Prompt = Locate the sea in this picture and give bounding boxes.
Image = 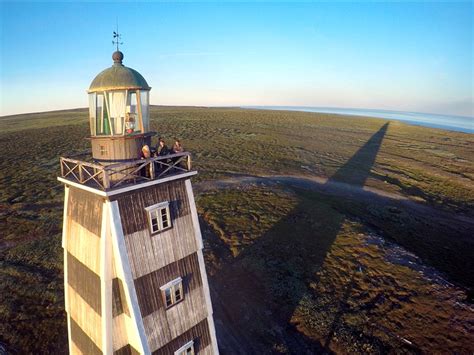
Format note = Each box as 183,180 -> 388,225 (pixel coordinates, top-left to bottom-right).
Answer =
243,106 -> 473,134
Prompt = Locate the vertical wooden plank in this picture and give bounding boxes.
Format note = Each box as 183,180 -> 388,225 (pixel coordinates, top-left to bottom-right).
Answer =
101,201 -> 113,355
60,158 -> 65,177
187,155 -> 191,171
186,179 -> 219,354
62,185 -> 72,354
150,161 -> 155,180
79,164 -> 84,183
109,200 -> 150,355
103,169 -> 110,189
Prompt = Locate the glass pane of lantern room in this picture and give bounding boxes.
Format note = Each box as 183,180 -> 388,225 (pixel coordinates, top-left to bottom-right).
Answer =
140,91 -> 149,131
125,92 -> 138,134
96,94 -> 104,135
88,93 -> 96,135
96,94 -> 111,135
102,94 -> 111,135
107,91 -> 126,135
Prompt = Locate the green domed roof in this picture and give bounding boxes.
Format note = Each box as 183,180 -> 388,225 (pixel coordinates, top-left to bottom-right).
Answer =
88,51 -> 150,92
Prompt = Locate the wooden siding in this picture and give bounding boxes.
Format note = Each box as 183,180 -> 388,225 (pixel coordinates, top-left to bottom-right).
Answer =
134,253 -> 202,317
113,277 -> 130,317
138,254 -> 209,350
67,219 -> 101,275
151,319 -> 212,355
70,317 -> 102,355
114,179 -> 198,278
114,344 -> 141,355
113,179 -> 190,235
113,313 -> 129,351
67,252 -> 101,315
68,187 -> 103,236
91,135 -> 151,162
68,285 -> 102,349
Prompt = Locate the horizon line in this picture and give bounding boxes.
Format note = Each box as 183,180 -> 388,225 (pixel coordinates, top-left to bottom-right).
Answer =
1,104 -> 472,120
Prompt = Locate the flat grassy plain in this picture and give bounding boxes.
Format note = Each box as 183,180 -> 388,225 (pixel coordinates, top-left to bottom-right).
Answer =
0,106 -> 473,353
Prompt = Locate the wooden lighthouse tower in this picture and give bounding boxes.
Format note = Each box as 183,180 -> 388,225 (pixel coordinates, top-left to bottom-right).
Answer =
58,47 -> 219,355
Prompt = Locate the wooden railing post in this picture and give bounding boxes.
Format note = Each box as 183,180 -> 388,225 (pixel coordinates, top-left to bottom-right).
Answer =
103,169 -> 110,190
60,158 -> 65,177
187,154 -> 191,171
149,160 -> 155,179
78,163 -> 84,183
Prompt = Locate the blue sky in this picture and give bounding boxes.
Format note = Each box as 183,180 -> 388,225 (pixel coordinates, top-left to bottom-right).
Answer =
0,1 -> 472,117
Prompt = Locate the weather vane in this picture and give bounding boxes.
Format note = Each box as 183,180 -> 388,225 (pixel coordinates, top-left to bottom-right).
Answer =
112,23 -> 123,51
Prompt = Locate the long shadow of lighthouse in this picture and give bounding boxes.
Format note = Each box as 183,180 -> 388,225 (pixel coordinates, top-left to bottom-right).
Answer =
210,123 -> 390,353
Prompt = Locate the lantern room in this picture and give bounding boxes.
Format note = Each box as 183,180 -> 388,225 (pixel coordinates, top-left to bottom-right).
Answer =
88,51 -> 153,162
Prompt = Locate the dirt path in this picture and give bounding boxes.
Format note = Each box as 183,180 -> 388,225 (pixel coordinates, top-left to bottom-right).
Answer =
196,173 -> 474,228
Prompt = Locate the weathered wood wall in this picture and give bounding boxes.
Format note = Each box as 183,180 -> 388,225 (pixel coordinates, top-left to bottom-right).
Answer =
67,284 -> 102,349
91,135 -> 151,162
64,177 -> 216,354
67,187 -> 103,236
138,254 -> 208,351
113,277 -> 130,317
70,317 -> 102,355
114,343 -> 141,355
65,187 -> 104,353
114,180 -> 197,279
113,179 -> 214,353
152,319 -> 212,355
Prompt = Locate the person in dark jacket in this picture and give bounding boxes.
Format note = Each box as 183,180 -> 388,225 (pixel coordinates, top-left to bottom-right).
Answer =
156,138 -> 169,156
155,138 -> 170,175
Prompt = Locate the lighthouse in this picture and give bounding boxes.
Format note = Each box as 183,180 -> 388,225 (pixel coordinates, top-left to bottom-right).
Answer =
58,47 -> 218,354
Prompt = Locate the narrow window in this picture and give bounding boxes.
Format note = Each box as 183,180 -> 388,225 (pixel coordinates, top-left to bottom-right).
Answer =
88,93 -> 96,136
96,94 -> 104,135
174,340 -> 194,355
146,202 -> 171,234
160,277 -> 184,309
99,145 -> 108,156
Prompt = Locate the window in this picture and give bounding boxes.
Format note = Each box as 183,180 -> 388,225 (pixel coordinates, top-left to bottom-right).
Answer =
140,90 -> 149,131
127,92 -> 140,133
99,145 -> 108,156
95,94 -> 111,135
88,93 -> 96,135
174,340 -> 194,355
146,202 -> 171,234
107,90 -> 126,135
160,277 -> 184,308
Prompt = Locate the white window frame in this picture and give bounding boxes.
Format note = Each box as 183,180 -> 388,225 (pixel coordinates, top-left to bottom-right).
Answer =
174,340 -> 194,355
145,201 -> 171,234
160,277 -> 184,309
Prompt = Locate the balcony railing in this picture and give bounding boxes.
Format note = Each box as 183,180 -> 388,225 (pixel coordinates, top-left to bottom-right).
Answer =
59,152 -> 192,190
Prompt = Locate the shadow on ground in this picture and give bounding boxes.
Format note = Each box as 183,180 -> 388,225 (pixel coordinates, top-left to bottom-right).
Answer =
208,124 -> 390,353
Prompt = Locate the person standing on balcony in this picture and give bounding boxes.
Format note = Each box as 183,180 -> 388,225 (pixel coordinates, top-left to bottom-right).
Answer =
141,145 -> 151,159
172,139 -> 184,154
156,138 -> 169,156
140,145 -> 152,178
155,138 -> 169,174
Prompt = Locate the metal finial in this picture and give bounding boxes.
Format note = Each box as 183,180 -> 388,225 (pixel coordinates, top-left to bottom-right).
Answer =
112,22 -> 123,51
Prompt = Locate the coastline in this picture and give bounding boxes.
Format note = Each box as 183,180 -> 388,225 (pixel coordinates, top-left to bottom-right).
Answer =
243,106 -> 474,134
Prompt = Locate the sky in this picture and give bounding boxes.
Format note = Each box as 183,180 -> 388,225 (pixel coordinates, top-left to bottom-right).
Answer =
0,1 -> 472,117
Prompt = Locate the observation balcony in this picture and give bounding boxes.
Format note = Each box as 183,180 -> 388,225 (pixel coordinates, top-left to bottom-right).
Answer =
58,151 -> 194,192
